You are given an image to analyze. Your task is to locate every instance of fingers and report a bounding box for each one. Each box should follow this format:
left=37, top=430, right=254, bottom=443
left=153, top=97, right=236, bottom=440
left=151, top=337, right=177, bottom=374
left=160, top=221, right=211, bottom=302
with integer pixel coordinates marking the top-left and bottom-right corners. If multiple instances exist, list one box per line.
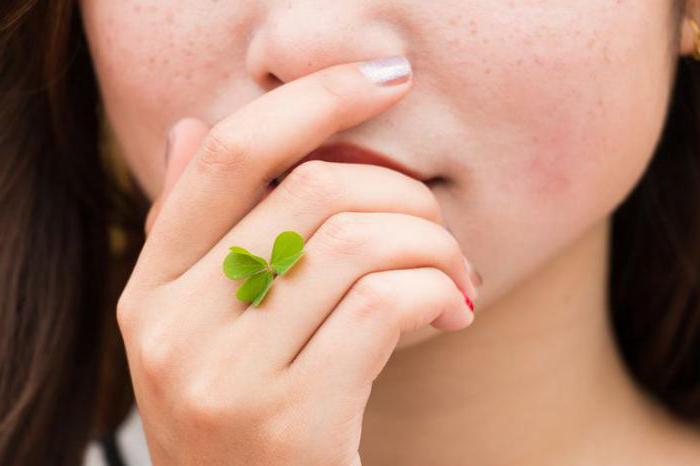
left=189, top=160, right=445, bottom=292
left=135, top=57, right=413, bottom=286
left=130, top=161, right=446, bottom=332
left=144, top=118, right=210, bottom=237
left=232, top=211, right=476, bottom=370
left=287, top=267, right=473, bottom=392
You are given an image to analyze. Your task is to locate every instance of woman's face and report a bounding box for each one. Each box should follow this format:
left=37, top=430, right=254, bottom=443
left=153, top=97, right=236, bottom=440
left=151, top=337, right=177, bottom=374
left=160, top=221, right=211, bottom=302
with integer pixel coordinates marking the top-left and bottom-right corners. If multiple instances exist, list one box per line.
left=80, top=1, right=682, bottom=332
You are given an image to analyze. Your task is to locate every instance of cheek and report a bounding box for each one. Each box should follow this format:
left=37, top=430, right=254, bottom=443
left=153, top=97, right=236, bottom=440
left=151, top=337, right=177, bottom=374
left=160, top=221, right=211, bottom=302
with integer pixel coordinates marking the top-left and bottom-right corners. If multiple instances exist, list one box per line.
left=80, top=1, right=250, bottom=197
left=496, top=56, right=667, bottom=215
left=436, top=1, right=672, bottom=219
left=83, top=2, right=246, bottom=107
left=419, top=1, right=675, bottom=297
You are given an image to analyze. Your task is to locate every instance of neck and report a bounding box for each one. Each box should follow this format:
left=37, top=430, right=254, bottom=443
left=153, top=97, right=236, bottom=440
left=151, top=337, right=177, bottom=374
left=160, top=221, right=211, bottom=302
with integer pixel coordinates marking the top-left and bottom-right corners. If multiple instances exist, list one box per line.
left=360, top=217, right=673, bottom=465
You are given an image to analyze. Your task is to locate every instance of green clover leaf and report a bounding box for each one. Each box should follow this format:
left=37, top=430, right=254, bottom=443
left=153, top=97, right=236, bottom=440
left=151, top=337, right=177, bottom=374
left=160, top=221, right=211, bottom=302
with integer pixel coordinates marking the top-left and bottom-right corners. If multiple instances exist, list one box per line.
left=222, top=246, right=268, bottom=280
left=270, top=231, right=305, bottom=276
left=222, top=230, right=305, bottom=307
left=236, top=270, right=274, bottom=306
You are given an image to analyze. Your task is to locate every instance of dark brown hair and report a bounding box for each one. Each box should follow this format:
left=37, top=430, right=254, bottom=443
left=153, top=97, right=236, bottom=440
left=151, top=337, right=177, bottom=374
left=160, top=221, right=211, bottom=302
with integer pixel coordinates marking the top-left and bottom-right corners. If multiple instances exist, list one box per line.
left=0, top=1, right=698, bottom=465
left=0, top=1, right=147, bottom=464
left=610, top=2, right=700, bottom=424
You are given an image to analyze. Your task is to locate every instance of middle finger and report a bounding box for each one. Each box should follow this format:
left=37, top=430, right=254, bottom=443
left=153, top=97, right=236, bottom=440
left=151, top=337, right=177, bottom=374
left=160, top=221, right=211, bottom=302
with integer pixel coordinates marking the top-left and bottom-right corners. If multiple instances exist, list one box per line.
left=188, top=160, right=450, bottom=303
left=234, top=210, right=473, bottom=370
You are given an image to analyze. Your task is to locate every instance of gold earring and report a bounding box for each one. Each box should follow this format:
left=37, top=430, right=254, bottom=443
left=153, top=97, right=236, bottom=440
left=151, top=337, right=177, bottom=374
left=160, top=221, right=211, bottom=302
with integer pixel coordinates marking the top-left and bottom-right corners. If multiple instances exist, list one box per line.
left=689, top=18, right=700, bottom=60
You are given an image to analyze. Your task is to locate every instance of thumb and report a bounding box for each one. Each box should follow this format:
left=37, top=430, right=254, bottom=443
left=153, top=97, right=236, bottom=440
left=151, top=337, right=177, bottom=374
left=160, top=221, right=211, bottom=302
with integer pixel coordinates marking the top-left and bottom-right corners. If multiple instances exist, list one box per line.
left=145, top=117, right=210, bottom=237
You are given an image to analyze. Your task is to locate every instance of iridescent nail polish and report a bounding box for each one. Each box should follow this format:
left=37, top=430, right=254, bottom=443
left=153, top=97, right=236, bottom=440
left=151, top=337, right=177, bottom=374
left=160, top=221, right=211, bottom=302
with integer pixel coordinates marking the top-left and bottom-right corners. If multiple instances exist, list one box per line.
left=359, top=55, right=412, bottom=86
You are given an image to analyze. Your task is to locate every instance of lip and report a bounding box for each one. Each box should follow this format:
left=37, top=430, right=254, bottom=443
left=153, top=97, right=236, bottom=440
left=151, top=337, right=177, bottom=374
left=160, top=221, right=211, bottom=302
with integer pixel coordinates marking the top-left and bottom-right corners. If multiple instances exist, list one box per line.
left=271, top=142, right=435, bottom=185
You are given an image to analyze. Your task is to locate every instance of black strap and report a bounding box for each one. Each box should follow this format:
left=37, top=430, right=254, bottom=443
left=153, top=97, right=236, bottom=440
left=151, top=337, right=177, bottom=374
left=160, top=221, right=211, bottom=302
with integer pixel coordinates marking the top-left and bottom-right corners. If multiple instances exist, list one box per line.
left=100, top=430, right=126, bottom=466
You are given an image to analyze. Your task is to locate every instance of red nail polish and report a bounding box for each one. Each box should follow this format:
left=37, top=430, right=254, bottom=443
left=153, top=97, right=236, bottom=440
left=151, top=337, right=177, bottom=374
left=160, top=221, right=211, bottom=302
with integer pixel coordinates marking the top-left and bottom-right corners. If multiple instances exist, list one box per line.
left=463, top=290, right=474, bottom=313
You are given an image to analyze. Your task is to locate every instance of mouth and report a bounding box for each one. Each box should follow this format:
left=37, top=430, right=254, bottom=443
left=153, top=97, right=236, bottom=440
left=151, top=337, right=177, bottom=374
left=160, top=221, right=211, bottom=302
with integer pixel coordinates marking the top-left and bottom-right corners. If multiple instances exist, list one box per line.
left=267, top=142, right=440, bottom=189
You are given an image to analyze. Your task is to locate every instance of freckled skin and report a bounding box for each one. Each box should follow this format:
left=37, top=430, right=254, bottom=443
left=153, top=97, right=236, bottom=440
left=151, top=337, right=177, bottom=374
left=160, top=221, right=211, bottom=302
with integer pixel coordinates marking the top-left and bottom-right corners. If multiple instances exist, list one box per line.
left=78, top=3, right=700, bottom=463
left=79, top=0, right=675, bottom=347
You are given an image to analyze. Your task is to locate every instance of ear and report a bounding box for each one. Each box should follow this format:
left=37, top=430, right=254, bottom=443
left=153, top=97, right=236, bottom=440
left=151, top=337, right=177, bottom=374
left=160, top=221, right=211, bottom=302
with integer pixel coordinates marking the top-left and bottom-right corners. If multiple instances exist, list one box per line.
left=679, top=1, right=700, bottom=57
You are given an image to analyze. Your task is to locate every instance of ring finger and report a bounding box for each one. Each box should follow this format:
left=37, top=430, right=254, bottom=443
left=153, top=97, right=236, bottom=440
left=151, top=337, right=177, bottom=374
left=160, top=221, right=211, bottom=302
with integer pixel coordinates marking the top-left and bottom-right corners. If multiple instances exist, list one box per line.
left=230, top=210, right=476, bottom=370
left=287, top=266, right=474, bottom=394
left=187, top=160, right=449, bottom=302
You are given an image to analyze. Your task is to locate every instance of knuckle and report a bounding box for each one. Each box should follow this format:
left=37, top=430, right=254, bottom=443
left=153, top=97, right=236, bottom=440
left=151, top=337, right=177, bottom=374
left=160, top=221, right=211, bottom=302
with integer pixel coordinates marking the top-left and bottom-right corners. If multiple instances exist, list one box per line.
left=115, top=288, right=146, bottom=338
left=279, top=159, right=340, bottom=206
left=343, top=278, right=400, bottom=383
left=115, top=293, right=136, bottom=336
left=179, top=376, right=284, bottom=429
left=137, top=326, right=176, bottom=385
left=196, top=128, right=251, bottom=174
left=345, top=273, right=397, bottom=327
left=179, top=381, right=239, bottom=429
left=179, top=380, right=293, bottom=457
left=316, top=212, right=369, bottom=256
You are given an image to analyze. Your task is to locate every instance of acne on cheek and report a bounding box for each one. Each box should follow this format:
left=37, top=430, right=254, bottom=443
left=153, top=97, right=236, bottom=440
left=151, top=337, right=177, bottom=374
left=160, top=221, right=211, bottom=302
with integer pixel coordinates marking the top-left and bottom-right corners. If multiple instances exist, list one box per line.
left=85, top=3, right=251, bottom=196
left=493, top=36, right=667, bottom=212
left=433, top=12, right=607, bottom=203
left=90, top=4, right=239, bottom=111
left=437, top=1, right=668, bottom=209
left=88, top=0, right=668, bottom=211
left=522, top=96, right=667, bottom=219
left=486, top=66, right=607, bottom=212
left=504, top=89, right=653, bottom=223
left=520, top=138, right=578, bottom=201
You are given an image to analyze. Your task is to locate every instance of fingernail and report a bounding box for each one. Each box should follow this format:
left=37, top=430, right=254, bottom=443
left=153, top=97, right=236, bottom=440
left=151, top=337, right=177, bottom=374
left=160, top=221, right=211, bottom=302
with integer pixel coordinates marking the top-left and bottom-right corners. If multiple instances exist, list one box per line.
left=463, top=289, right=475, bottom=314
left=358, top=55, right=412, bottom=87
left=463, top=257, right=482, bottom=300
left=463, top=257, right=482, bottom=287
left=164, top=124, right=176, bottom=168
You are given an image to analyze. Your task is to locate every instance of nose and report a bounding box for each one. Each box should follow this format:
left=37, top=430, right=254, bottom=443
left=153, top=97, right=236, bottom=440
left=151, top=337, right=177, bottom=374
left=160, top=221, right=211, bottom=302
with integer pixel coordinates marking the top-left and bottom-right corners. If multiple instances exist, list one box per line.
left=245, top=3, right=406, bottom=90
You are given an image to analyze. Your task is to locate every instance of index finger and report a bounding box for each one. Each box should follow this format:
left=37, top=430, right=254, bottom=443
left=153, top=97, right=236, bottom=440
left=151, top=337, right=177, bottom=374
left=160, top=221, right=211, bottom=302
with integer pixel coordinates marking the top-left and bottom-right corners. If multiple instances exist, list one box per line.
left=134, top=55, right=413, bottom=286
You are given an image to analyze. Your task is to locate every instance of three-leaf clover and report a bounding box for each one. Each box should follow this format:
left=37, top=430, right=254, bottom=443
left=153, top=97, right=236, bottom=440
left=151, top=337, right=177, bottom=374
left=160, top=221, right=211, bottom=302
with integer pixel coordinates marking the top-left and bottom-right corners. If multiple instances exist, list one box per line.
left=222, top=230, right=305, bottom=307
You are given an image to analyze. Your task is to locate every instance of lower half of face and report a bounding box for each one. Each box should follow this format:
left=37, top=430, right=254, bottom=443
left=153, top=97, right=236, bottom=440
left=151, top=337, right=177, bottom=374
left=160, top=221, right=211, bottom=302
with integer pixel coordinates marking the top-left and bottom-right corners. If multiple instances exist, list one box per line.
left=80, top=0, right=677, bottom=347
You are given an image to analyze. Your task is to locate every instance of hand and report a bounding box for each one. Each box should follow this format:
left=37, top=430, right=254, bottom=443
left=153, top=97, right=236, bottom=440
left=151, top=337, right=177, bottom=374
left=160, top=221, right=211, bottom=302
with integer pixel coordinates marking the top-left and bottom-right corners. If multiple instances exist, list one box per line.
left=117, top=57, right=479, bottom=466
